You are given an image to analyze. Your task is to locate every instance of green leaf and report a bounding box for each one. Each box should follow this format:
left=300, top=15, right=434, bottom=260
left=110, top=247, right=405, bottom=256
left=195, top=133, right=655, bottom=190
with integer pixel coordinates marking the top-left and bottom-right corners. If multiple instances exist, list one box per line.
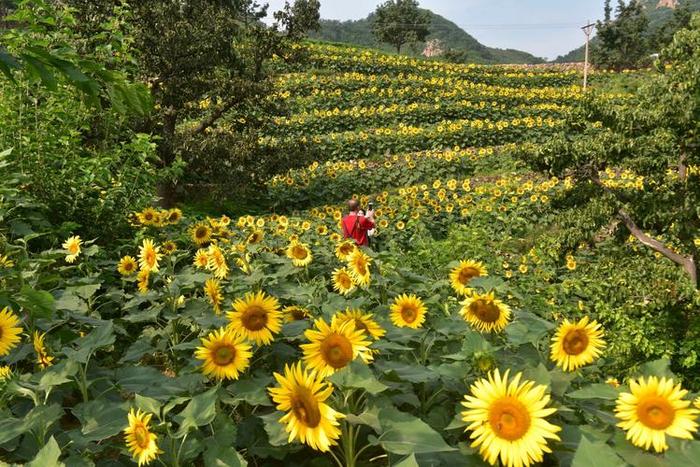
left=375, top=361, right=439, bottom=383
left=63, top=322, right=115, bottom=363
left=38, top=360, right=80, bottom=392
left=0, top=404, right=63, bottom=444
left=664, top=440, right=700, bottom=467
left=567, top=384, right=620, bottom=400
left=72, top=400, right=128, bottom=442
left=175, top=387, right=219, bottom=437
left=373, top=405, right=456, bottom=455
left=225, top=375, right=274, bottom=406
left=260, top=411, right=289, bottom=447
left=18, top=285, right=55, bottom=319
left=394, top=454, right=419, bottom=467
left=328, top=361, right=388, bottom=395
left=638, top=358, right=674, bottom=378
left=572, top=436, right=625, bottom=467
left=27, top=436, right=64, bottom=467
left=134, top=394, right=162, bottom=416
left=505, top=310, right=555, bottom=346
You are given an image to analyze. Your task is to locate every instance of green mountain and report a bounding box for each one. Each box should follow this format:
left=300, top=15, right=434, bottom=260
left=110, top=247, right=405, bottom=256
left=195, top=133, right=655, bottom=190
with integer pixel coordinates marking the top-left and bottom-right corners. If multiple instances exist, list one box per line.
left=310, top=9, right=545, bottom=65
left=553, top=0, right=700, bottom=62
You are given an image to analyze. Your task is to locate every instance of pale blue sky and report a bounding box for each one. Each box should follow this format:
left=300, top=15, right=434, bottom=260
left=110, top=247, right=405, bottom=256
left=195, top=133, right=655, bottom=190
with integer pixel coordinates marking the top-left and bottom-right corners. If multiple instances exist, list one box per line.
left=263, top=0, right=606, bottom=59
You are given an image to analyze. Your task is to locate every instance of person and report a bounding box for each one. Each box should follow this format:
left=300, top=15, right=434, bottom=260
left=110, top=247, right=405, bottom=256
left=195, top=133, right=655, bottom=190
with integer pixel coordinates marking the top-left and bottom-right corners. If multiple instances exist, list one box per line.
left=341, top=199, right=375, bottom=247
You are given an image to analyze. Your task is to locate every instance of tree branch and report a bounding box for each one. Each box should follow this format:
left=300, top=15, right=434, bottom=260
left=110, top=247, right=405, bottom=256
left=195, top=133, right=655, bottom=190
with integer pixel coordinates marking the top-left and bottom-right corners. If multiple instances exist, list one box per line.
left=590, top=172, right=697, bottom=288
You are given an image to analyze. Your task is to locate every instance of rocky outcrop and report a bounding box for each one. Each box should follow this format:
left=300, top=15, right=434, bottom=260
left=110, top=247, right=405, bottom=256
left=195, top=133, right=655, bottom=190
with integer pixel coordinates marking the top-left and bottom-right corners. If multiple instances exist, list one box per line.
left=657, top=0, right=679, bottom=9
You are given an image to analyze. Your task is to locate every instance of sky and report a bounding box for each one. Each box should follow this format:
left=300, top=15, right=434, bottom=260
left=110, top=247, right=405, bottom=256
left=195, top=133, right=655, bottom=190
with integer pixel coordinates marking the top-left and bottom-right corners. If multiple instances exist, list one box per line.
left=263, top=0, right=606, bottom=60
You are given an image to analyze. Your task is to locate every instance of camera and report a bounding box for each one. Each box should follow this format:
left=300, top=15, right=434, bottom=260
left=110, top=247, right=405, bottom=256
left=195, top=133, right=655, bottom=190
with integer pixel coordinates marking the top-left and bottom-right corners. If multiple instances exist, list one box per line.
left=368, top=202, right=374, bottom=210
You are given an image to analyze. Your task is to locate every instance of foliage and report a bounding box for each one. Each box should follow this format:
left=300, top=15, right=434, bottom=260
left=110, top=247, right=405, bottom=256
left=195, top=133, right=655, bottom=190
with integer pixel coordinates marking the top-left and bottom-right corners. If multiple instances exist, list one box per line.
left=371, top=0, right=430, bottom=54
left=0, top=1, right=160, bottom=241
left=274, top=0, right=322, bottom=40
left=594, top=0, right=651, bottom=71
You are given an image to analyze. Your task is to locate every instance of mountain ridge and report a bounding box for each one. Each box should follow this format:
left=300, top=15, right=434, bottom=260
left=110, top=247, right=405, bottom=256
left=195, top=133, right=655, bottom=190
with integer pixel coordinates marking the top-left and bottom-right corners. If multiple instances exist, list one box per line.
left=309, top=9, right=545, bottom=65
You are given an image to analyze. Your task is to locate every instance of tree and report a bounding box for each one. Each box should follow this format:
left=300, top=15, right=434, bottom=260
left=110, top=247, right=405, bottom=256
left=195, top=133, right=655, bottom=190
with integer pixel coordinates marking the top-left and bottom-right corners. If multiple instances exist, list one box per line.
left=274, top=0, right=321, bottom=40
left=652, top=0, right=693, bottom=50
left=66, top=0, right=315, bottom=205
left=593, top=0, right=650, bottom=70
left=371, top=0, right=430, bottom=54
left=520, top=14, right=700, bottom=288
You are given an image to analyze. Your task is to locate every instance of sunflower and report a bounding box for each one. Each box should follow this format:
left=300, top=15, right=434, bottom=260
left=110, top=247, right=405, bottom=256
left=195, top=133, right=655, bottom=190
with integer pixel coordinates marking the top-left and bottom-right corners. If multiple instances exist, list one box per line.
left=247, top=229, right=264, bottom=245
left=0, top=307, right=22, bottom=356
left=136, top=207, right=159, bottom=226
left=0, top=254, right=15, bottom=268
left=461, top=369, right=561, bottom=467
left=193, top=249, right=209, bottom=269
left=227, top=291, right=282, bottom=345
left=124, top=409, right=161, bottom=466
left=0, top=365, right=11, bottom=382
left=615, top=376, right=699, bottom=452
left=460, top=292, right=511, bottom=333
left=117, top=256, right=138, bottom=276
left=389, top=294, right=427, bottom=329
left=331, top=267, right=356, bottom=295
left=166, top=208, right=183, bottom=224
left=283, top=305, right=311, bottom=322
left=550, top=316, right=605, bottom=372
left=301, top=317, right=372, bottom=378
left=694, top=396, right=700, bottom=410
left=346, top=249, right=371, bottom=288
left=33, top=331, right=54, bottom=369
left=449, top=260, right=487, bottom=296
left=161, top=240, right=177, bottom=255
left=204, top=278, right=224, bottom=314
left=335, top=240, right=356, bottom=261
left=195, top=328, right=252, bottom=380
left=62, top=235, right=82, bottom=263
left=286, top=241, right=313, bottom=267
left=268, top=362, right=345, bottom=452
left=191, top=223, right=212, bottom=246
left=138, top=239, right=161, bottom=273
left=137, top=269, right=150, bottom=294
left=335, top=308, right=385, bottom=340
left=207, top=244, right=229, bottom=279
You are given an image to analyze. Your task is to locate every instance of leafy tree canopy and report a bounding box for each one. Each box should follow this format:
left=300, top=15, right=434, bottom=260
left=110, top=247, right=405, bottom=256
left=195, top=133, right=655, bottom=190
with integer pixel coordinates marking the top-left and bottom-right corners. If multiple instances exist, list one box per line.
left=371, top=0, right=430, bottom=54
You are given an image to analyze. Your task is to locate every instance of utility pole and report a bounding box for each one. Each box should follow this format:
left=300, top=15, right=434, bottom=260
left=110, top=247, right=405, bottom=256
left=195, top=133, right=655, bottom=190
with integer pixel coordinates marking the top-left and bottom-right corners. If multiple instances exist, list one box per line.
left=582, top=21, right=595, bottom=91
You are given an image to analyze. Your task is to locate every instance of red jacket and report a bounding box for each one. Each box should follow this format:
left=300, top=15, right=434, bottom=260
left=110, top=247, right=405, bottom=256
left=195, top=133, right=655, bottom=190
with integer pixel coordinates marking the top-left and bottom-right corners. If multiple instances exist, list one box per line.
left=341, top=213, right=375, bottom=246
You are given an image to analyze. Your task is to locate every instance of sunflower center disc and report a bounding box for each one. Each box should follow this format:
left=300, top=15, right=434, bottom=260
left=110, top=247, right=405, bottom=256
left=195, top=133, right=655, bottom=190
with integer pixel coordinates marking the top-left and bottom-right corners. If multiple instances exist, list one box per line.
left=637, top=396, right=675, bottom=430
left=134, top=424, right=150, bottom=448
left=321, top=334, right=353, bottom=368
left=489, top=397, right=531, bottom=441
left=214, top=345, right=236, bottom=365
left=291, top=388, right=322, bottom=428
left=401, top=306, right=417, bottom=323
left=196, top=227, right=208, bottom=239
left=471, top=300, right=501, bottom=323
left=242, top=306, right=268, bottom=331
left=458, top=267, right=479, bottom=284
left=562, top=329, right=589, bottom=356
left=291, top=308, right=306, bottom=320
left=293, top=246, right=307, bottom=259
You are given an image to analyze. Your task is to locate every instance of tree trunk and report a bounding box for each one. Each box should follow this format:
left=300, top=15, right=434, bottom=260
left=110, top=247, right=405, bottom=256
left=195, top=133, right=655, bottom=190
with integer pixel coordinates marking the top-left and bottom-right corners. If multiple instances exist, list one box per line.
left=156, top=109, right=178, bottom=208
left=617, top=208, right=697, bottom=288
left=396, top=43, right=401, bottom=54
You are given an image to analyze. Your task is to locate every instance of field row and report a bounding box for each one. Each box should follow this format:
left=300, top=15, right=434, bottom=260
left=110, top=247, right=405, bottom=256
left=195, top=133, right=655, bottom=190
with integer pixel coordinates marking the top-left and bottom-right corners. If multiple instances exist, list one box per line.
left=287, top=42, right=583, bottom=88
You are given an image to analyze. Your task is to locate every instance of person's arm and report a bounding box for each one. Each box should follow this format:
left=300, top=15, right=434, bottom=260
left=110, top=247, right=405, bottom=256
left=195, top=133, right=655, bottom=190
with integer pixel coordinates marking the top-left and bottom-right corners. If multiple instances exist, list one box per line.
left=361, top=211, right=375, bottom=229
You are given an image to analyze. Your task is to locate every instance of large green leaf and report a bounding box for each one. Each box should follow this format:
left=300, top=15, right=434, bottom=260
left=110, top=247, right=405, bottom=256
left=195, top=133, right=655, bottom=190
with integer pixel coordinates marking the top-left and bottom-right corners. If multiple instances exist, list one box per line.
left=260, top=411, right=290, bottom=447
left=72, top=400, right=128, bottom=442
left=175, top=387, right=219, bottom=438
left=27, top=436, right=64, bottom=467
left=372, top=406, right=456, bottom=455
left=225, top=375, right=274, bottom=406
left=505, top=310, right=555, bottom=346
left=17, top=285, right=55, bottom=320
left=328, top=360, right=388, bottom=395
left=572, top=436, right=626, bottom=467
left=0, top=404, right=63, bottom=444
left=63, top=322, right=115, bottom=363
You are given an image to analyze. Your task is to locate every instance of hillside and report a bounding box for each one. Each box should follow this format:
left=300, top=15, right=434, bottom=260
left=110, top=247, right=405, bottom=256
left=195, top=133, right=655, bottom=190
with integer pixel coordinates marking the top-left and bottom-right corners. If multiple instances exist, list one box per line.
left=554, top=0, right=700, bottom=62
left=310, top=9, right=545, bottom=65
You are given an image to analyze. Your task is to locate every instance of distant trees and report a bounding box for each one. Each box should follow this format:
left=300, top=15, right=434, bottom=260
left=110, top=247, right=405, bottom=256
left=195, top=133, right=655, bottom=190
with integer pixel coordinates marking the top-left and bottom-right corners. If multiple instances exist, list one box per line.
left=593, top=0, right=696, bottom=70
left=594, top=0, right=649, bottom=70
left=274, top=0, right=321, bottom=40
left=371, top=0, right=430, bottom=54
